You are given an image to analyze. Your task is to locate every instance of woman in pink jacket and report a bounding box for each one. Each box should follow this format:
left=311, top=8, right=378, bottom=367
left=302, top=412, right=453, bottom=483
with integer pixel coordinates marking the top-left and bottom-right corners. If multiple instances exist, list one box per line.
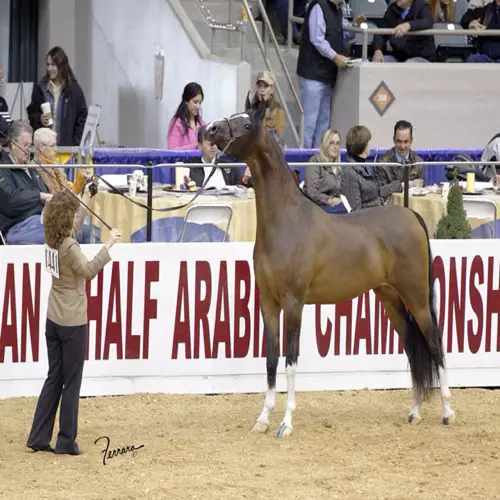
left=167, top=82, right=206, bottom=150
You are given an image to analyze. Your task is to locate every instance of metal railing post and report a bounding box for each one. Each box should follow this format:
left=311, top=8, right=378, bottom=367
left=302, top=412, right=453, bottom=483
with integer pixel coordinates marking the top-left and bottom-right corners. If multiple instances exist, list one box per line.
left=240, top=26, right=246, bottom=60
left=228, top=0, right=234, bottom=48
left=146, top=161, right=154, bottom=242
left=287, top=0, right=294, bottom=50
left=403, top=163, right=409, bottom=208
left=362, top=30, right=368, bottom=61
left=210, top=27, right=215, bottom=54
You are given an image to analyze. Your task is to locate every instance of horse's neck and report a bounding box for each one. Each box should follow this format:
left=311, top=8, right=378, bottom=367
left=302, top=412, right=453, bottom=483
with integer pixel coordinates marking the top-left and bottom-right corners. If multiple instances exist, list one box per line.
left=246, top=137, right=301, bottom=228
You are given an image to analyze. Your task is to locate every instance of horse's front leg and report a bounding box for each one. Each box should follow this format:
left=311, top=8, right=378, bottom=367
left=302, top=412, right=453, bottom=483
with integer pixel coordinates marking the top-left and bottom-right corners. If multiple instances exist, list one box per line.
left=252, top=296, right=281, bottom=434
left=275, top=299, right=303, bottom=439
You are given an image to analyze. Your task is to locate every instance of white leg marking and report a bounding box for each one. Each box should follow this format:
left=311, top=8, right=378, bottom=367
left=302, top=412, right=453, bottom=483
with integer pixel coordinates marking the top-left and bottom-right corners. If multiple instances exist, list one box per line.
left=252, top=387, right=275, bottom=433
left=276, top=363, right=296, bottom=438
left=408, top=376, right=423, bottom=424
left=439, top=366, right=456, bottom=424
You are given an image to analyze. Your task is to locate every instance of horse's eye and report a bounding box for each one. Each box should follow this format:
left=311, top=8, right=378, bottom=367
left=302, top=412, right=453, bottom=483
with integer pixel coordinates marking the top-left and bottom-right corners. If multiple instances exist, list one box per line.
left=244, top=124, right=252, bottom=130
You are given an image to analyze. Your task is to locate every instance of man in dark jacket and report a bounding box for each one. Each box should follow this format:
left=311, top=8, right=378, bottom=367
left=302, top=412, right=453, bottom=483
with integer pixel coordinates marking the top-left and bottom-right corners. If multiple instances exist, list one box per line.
left=372, top=0, right=435, bottom=62
left=296, top=0, right=365, bottom=148
left=461, top=0, right=500, bottom=62
left=375, top=120, right=425, bottom=201
left=0, top=121, right=52, bottom=244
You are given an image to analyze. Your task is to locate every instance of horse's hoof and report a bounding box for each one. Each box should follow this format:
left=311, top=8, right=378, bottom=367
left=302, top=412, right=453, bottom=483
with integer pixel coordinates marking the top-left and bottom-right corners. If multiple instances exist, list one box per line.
left=442, top=411, right=456, bottom=426
left=408, top=413, right=422, bottom=425
left=275, top=423, right=293, bottom=439
left=251, top=421, right=269, bottom=434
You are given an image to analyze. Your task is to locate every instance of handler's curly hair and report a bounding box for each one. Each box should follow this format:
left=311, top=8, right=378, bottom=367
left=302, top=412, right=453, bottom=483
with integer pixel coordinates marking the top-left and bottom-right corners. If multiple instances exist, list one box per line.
left=44, top=190, right=80, bottom=249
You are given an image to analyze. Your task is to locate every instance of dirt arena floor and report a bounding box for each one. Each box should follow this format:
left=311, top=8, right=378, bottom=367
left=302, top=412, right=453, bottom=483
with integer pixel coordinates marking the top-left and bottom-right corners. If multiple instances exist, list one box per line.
left=1, top=388, right=500, bottom=500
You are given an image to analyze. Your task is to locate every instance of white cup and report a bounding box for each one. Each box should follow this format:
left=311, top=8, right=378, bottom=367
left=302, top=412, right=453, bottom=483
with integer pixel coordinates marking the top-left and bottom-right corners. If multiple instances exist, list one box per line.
left=129, top=179, right=137, bottom=197
left=41, top=102, right=54, bottom=126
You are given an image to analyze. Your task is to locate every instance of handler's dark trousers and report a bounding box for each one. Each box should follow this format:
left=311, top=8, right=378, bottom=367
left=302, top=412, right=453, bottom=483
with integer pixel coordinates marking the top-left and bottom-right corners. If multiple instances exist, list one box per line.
left=27, top=319, right=87, bottom=454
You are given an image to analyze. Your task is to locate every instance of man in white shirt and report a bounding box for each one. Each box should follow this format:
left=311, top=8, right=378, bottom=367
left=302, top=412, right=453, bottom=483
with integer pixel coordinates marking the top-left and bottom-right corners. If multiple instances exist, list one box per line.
left=184, top=126, right=240, bottom=189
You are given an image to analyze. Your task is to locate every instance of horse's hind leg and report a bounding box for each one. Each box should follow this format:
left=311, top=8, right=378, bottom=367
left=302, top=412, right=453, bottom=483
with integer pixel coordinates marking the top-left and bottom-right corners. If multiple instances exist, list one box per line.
left=374, top=285, right=425, bottom=424
left=402, top=295, right=455, bottom=425
left=252, top=293, right=281, bottom=434
left=275, top=297, right=303, bottom=439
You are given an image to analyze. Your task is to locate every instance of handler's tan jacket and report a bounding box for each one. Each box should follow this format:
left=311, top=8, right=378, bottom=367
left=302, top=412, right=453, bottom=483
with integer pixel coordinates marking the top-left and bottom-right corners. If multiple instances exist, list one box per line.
left=47, top=201, right=111, bottom=327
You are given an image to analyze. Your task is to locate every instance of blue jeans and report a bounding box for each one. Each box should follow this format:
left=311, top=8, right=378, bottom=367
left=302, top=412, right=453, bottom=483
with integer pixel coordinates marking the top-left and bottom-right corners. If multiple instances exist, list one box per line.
left=274, top=0, right=306, bottom=39
left=298, top=76, right=332, bottom=149
left=323, top=203, right=348, bottom=214
left=5, top=215, right=100, bottom=245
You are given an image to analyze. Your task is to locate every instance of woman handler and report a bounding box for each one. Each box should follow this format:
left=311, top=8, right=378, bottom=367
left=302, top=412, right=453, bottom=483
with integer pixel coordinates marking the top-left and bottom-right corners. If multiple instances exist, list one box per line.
left=26, top=186, right=122, bottom=455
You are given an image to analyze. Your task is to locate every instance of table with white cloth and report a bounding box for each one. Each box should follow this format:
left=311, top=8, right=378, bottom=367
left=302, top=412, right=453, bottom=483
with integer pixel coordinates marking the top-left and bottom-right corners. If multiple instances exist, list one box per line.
left=390, top=191, right=500, bottom=238
left=87, top=185, right=257, bottom=243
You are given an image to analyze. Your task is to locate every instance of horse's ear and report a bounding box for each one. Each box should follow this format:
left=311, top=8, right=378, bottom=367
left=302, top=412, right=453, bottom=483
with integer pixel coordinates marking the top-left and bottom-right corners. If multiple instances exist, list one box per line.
left=256, top=98, right=267, bottom=122
left=245, top=91, right=252, bottom=112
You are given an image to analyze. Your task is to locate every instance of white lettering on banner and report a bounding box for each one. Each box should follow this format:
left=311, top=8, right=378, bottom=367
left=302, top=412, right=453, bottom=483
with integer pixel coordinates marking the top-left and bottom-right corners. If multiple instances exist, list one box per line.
left=0, top=241, right=500, bottom=399
left=44, top=245, right=59, bottom=279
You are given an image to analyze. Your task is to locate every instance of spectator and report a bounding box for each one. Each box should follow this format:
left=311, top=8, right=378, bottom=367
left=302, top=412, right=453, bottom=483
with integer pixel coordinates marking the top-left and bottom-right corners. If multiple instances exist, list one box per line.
left=184, top=126, right=239, bottom=189
left=341, top=125, right=401, bottom=211
left=27, top=46, right=88, bottom=147
left=0, top=121, right=51, bottom=244
left=375, top=120, right=424, bottom=201
left=303, top=128, right=347, bottom=213
left=248, top=71, right=285, bottom=139
left=372, top=0, right=435, bottom=62
left=429, top=0, right=456, bottom=22
left=32, top=129, right=98, bottom=244
left=479, top=133, right=500, bottom=183
left=461, top=0, right=500, bottom=62
left=296, top=0, right=365, bottom=148
left=167, top=82, right=206, bottom=150
left=33, top=128, right=91, bottom=194
left=273, top=0, right=308, bottom=44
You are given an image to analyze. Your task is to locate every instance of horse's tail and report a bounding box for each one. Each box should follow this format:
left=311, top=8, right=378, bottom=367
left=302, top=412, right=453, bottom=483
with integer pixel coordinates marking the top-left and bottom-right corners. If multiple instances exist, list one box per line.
left=404, top=210, right=445, bottom=400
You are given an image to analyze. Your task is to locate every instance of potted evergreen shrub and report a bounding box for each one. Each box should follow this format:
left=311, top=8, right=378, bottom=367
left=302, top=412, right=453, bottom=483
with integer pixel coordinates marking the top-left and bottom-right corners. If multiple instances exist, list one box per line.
left=434, top=172, right=472, bottom=239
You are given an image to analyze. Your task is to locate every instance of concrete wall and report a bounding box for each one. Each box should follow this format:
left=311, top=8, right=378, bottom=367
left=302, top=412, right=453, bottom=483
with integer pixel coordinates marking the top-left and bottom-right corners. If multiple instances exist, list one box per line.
left=331, top=62, right=498, bottom=150
left=37, top=0, right=76, bottom=81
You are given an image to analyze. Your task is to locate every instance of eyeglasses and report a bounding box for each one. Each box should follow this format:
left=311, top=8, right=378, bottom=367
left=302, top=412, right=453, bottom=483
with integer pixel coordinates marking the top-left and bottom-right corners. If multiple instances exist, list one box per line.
left=41, top=143, right=57, bottom=148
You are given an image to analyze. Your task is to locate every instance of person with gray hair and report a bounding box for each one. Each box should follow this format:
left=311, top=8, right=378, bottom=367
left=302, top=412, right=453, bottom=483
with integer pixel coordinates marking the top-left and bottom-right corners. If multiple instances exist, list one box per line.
left=0, top=121, right=93, bottom=245
left=0, top=120, right=52, bottom=244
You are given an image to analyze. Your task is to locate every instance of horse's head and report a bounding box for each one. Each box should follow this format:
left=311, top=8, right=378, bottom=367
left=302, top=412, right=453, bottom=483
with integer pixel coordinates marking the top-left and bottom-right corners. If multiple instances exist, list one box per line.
left=204, top=97, right=267, bottom=159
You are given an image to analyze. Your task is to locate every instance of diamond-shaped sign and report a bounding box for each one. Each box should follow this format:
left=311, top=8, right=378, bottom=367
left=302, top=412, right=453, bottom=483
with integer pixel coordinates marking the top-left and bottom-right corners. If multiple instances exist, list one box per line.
left=369, top=81, right=396, bottom=117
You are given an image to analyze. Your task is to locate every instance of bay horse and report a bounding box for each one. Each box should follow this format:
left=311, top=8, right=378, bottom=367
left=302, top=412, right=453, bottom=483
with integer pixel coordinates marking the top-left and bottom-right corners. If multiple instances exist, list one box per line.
left=204, top=100, right=455, bottom=439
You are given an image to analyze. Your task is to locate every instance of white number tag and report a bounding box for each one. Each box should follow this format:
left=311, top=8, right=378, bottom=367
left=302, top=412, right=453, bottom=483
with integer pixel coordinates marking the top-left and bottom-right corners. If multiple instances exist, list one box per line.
left=44, top=245, right=60, bottom=279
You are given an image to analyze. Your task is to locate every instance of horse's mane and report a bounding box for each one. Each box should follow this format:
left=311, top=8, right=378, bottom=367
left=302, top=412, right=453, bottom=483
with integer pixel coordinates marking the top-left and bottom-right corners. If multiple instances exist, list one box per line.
left=243, top=97, right=317, bottom=204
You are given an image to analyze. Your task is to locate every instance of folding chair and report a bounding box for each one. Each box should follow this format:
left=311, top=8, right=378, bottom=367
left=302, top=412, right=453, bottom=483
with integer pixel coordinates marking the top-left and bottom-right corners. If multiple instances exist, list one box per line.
left=349, top=0, right=388, bottom=20
left=178, top=204, right=233, bottom=242
left=463, top=198, right=497, bottom=238
left=433, top=23, right=474, bottom=62
left=349, top=21, right=377, bottom=58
